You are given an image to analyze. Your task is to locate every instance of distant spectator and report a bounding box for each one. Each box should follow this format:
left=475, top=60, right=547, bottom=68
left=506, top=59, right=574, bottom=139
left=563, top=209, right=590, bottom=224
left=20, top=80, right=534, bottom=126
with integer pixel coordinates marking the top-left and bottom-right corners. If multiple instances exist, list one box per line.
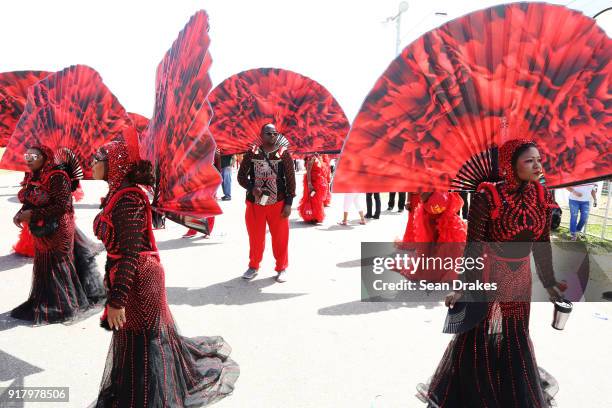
left=566, top=183, right=597, bottom=240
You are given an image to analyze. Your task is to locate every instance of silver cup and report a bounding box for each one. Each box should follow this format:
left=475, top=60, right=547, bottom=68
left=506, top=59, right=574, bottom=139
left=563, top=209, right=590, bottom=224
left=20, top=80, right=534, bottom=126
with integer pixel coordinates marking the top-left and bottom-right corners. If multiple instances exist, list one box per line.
left=552, top=299, right=573, bottom=330
left=259, top=191, right=270, bottom=205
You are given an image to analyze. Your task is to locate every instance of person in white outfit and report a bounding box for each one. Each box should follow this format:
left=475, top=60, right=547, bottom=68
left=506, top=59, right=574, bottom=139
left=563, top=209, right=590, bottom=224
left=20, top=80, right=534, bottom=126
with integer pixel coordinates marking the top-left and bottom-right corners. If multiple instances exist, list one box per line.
left=339, top=193, right=366, bottom=225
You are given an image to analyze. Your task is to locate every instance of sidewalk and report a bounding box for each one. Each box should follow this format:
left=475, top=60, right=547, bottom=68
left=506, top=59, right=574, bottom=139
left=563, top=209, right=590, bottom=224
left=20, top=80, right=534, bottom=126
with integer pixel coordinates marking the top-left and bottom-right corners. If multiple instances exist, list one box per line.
left=0, top=170, right=610, bottom=407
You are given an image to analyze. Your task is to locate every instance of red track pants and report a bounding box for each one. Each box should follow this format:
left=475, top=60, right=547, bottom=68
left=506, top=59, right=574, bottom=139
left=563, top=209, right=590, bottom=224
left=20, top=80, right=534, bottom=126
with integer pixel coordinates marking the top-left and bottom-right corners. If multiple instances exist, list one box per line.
left=245, top=200, right=289, bottom=272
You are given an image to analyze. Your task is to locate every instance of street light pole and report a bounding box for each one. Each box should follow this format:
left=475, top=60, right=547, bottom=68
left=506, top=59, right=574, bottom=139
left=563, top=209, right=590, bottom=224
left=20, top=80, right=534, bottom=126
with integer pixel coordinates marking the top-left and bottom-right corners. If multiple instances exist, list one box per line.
left=395, top=2, right=410, bottom=56
left=384, top=2, right=410, bottom=56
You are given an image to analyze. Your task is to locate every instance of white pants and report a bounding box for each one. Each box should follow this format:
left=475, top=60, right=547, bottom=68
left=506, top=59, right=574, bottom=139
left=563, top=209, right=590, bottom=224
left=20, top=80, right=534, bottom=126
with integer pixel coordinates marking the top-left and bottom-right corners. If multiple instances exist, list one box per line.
left=343, top=193, right=365, bottom=212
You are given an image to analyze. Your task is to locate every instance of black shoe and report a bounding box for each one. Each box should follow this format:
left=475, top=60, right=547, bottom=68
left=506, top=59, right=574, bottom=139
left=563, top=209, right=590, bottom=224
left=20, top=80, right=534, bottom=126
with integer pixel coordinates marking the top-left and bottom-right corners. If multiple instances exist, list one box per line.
left=398, top=209, right=404, bottom=213
left=221, top=196, right=231, bottom=201
left=365, top=214, right=373, bottom=219
left=373, top=214, right=380, bottom=219
left=386, top=206, right=393, bottom=211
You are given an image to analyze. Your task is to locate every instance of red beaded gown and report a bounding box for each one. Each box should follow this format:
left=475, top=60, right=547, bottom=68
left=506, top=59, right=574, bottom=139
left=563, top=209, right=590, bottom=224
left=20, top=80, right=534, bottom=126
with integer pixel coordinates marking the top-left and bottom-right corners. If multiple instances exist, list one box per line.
left=298, top=155, right=327, bottom=223
left=417, top=140, right=559, bottom=407
left=94, top=140, right=239, bottom=407
left=11, top=145, right=105, bottom=324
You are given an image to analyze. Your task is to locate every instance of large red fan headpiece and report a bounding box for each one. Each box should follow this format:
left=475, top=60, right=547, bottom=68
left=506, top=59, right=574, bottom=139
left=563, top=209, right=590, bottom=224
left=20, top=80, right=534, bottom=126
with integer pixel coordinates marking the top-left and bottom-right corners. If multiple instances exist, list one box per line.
left=0, top=65, right=133, bottom=177
left=128, top=112, right=149, bottom=136
left=0, top=71, right=50, bottom=147
left=208, top=68, right=350, bottom=155
left=139, top=10, right=220, bottom=219
left=333, top=2, right=611, bottom=193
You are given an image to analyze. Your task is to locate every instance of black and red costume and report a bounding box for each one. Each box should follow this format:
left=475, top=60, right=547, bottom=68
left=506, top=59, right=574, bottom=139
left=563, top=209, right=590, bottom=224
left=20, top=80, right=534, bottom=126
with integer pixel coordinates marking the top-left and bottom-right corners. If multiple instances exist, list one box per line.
left=94, top=140, right=238, bottom=407
left=11, top=145, right=104, bottom=324
left=418, top=139, right=559, bottom=407
left=238, top=144, right=296, bottom=272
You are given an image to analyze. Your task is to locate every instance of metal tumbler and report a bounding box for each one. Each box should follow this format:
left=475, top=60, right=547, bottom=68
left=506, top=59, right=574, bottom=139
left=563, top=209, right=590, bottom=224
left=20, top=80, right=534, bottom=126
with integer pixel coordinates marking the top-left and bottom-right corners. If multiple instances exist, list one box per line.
left=552, top=299, right=573, bottom=330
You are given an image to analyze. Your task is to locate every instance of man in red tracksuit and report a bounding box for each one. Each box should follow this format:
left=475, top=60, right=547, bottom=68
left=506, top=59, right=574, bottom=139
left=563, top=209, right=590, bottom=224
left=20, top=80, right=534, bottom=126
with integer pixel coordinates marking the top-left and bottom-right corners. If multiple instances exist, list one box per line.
left=238, top=124, right=296, bottom=282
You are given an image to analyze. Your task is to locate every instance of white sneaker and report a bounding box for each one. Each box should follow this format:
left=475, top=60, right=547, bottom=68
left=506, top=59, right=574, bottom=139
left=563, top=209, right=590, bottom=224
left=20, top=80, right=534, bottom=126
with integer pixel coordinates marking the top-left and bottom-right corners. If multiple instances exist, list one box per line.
left=242, top=268, right=258, bottom=280
left=276, top=270, right=288, bottom=283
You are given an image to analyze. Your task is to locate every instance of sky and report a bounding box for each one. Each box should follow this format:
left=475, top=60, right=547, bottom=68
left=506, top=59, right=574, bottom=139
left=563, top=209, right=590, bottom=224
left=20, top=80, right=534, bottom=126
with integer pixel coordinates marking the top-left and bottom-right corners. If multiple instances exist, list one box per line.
left=1, top=0, right=610, bottom=121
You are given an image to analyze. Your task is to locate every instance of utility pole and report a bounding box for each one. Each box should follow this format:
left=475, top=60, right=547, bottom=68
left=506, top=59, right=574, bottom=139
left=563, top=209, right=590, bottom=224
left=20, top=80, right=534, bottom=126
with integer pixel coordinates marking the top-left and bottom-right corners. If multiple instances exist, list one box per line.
left=384, top=2, right=410, bottom=57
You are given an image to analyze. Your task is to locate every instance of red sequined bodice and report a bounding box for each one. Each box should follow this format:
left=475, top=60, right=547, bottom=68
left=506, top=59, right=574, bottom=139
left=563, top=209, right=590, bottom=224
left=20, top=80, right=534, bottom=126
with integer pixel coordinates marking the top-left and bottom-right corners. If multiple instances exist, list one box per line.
left=468, top=180, right=557, bottom=290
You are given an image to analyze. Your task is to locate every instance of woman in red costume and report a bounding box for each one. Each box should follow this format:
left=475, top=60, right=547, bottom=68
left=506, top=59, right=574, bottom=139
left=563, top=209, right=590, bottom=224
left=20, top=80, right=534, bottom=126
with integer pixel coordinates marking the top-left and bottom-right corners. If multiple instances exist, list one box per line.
left=397, top=192, right=466, bottom=282
left=92, top=136, right=238, bottom=407
left=298, top=153, right=327, bottom=223
left=320, top=155, right=332, bottom=207
left=417, top=139, right=566, bottom=408
left=400, top=193, right=422, bottom=243
left=412, top=192, right=466, bottom=243
left=11, top=145, right=104, bottom=324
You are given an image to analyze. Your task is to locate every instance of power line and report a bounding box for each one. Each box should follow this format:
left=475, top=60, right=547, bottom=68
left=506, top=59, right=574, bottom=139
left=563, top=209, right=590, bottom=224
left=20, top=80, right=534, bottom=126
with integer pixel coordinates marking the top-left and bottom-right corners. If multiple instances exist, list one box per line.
left=399, top=9, right=440, bottom=43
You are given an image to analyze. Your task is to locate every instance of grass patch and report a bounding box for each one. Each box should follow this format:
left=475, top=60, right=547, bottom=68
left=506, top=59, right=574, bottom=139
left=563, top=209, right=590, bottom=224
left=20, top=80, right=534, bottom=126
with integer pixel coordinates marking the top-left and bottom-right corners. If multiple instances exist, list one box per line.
left=552, top=226, right=612, bottom=254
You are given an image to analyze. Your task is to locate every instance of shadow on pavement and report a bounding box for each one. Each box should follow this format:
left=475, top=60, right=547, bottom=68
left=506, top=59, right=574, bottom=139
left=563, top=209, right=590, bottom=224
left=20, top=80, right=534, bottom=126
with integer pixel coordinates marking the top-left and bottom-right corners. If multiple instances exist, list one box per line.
left=0, top=351, right=44, bottom=407
left=0, top=254, right=32, bottom=272
left=156, top=238, right=222, bottom=251
left=166, top=277, right=306, bottom=307
left=0, top=350, right=44, bottom=382
left=336, top=257, right=377, bottom=269
left=319, top=224, right=357, bottom=232
left=289, top=219, right=320, bottom=229
left=318, top=297, right=439, bottom=316
left=0, top=312, right=33, bottom=332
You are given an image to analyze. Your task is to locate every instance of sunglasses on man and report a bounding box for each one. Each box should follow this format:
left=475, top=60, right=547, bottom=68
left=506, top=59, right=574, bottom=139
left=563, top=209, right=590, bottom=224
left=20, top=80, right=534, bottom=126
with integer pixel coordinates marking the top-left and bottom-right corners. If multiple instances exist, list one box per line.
left=23, top=153, right=41, bottom=161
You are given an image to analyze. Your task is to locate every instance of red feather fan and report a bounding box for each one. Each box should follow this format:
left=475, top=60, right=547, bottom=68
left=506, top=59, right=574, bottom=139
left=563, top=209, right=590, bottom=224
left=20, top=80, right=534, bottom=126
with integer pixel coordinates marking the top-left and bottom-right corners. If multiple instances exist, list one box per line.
left=209, top=68, right=350, bottom=155
left=0, top=71, right=50, bottom=147
left=333, top=3, right=611, bottom=193
left=128, top=112, right=149, bottom=137
left=0, top=65, right=133, bottom=177
left=139, top=10, right=221, bottom=219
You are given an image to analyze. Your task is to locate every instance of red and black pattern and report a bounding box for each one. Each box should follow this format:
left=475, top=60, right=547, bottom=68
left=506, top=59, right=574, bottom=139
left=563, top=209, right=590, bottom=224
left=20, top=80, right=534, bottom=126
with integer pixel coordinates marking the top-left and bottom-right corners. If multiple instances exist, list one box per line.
left=127, top=112, right=149, bottom=136
left=0, top=65, right=133, bottom=177
left=419, top=139, right=559, bottom=407
left=0, top=70, right=50, bottom=147
left=93, top=187, right=239, bottom=407
left=139, top=10, right=221, bottom=220
left=334, top=2, right=611, bottom=193
left=209, top=68, right=350, bottom=155
left=11, top=145, right=103, bottom=324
